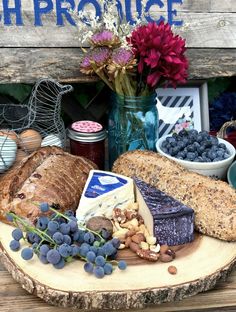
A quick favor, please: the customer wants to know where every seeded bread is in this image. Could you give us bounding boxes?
[0,146,97,224]
[112,150,236,241]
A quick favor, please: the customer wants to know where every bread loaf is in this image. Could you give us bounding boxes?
[0,146,97,224]
[112,150,236,241]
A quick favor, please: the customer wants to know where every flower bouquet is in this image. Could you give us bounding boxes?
[78,1,189,165]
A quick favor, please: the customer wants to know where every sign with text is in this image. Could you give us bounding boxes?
[0,0,183,27]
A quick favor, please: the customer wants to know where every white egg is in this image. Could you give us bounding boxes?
[0,136,17,173]
[41,134,63,148]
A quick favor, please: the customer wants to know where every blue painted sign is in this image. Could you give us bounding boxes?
[0,0,183,27]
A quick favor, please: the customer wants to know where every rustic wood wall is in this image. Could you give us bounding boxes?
[0,0,235,83]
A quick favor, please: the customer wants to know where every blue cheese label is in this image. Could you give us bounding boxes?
[85,172,128,198]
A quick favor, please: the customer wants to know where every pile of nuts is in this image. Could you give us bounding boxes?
[111,204,176,266]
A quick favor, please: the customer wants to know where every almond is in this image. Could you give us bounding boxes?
[125,236,132,248]
[125,229,136,238]
[129,242,140,253]
[131,233,145,244]
[160,253,173,263]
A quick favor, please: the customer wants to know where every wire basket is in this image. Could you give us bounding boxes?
[0,78,73,173]
[217,120,236,149]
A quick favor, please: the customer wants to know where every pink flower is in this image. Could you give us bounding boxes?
[128,21,188,89]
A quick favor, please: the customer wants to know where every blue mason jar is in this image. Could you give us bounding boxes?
[108,92,159,168]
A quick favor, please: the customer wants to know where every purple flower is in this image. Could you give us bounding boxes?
[90,30,120,47]
[111,48,134,66]
[80,55,93,74]
[80,47,111,74]
[92,47,111,65]
[108,47,136,77]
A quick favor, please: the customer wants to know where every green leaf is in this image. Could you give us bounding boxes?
[0,84,32,102]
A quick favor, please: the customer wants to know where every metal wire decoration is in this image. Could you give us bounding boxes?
[0,78,73,173]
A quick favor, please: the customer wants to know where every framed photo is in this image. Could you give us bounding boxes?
[156,81,209,138]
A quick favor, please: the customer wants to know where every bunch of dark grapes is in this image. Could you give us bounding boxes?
[7,203,127,278]
[161,129,230,162]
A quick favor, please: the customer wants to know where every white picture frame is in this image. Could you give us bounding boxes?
[156,82,209,138]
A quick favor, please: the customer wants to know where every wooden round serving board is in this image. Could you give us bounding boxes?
[0,221,236,310]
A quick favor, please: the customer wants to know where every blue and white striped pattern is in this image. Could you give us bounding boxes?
[157,95,194,138]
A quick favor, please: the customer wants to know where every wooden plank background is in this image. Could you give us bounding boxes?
[0,0,235,82]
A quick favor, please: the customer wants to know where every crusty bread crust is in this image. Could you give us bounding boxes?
[112,150,236,241]
[0,146,97,224]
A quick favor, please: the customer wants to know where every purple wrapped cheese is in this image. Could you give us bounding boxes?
[134,178,194,246]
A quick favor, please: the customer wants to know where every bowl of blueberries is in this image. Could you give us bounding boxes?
[156,129,236,179]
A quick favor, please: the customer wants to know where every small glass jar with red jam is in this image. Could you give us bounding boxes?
[67,120,107,170]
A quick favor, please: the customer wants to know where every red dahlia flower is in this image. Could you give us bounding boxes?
[128,21,188,89]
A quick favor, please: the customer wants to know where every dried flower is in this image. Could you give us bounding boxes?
[108,48,136,77]
[90,30,120,48]
[79,2,188,96]
[80,47,111,74]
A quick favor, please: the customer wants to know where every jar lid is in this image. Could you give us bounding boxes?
[67,121,107,143]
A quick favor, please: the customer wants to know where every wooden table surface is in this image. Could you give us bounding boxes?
[0,262,235,312]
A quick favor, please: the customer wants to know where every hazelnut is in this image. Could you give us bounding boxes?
[168,265,177,275]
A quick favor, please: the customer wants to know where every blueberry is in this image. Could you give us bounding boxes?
[9,239,20,251]
[86,251,96,263]
[104,263,113,275]
[52,232,64,245]
[53,258,65,269]
[223,153,230,159]
[207,151,217,160]
[95,255,106,267]
[21,248,34,260]
[46,249,61,265]
[216,150,224,158]
[209,136,218,145]
[93,266,105,278]
[194,156,204,162]
[84,262,94,273]
[179,129,188,137]
[12,228,23,241]
[171,146,179,155]
[187,145,195,152]
[177,141,185,150]
[213,157,223,162]
[39,202,50,213]
[118,260,127,270]
[161,141,168,148]
[177,151,186,159]
[6,213,14,222]
[196,134,204,143]
[186,152,196,161]
[161,147,168,154]
[218,143,227,150]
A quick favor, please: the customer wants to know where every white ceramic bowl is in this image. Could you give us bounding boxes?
[156,135,236,179]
